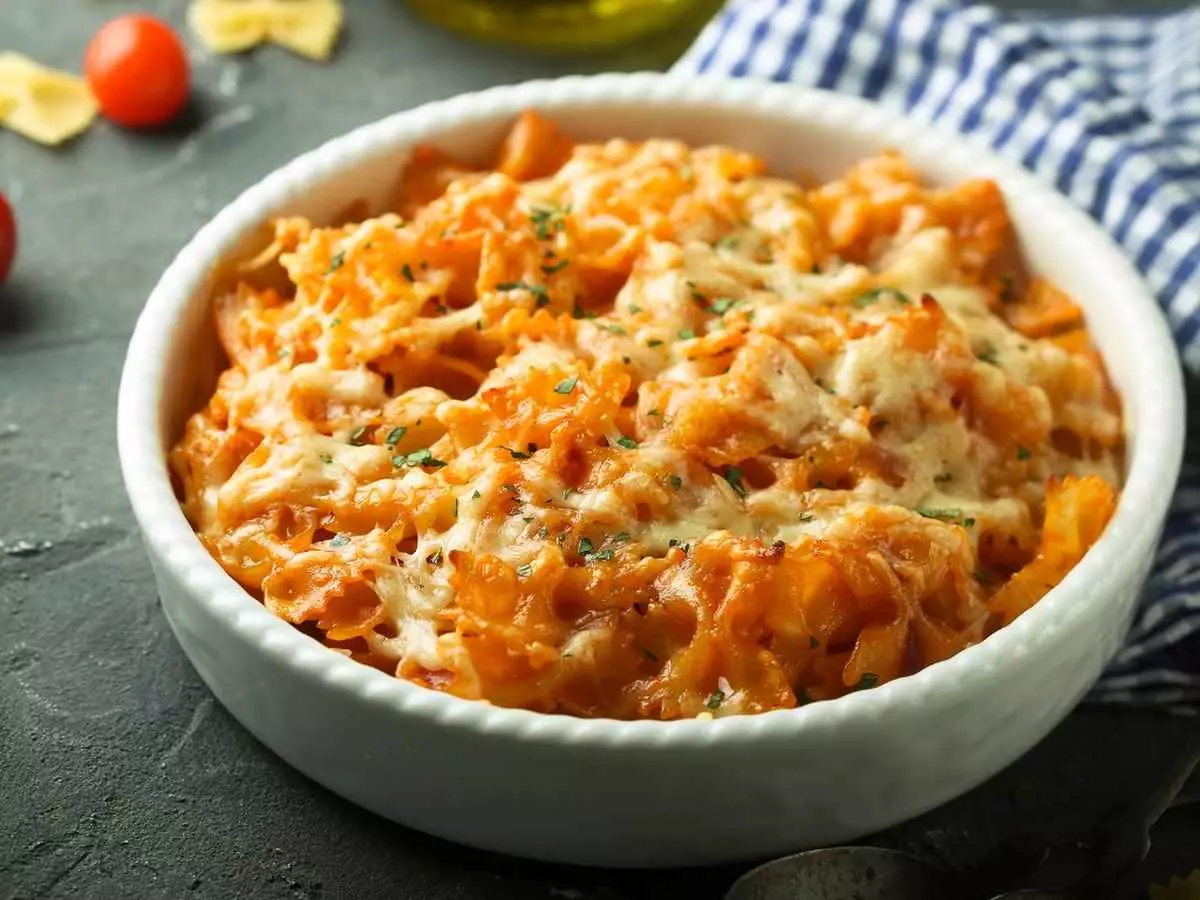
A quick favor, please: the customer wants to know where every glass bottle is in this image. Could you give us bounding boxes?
[405,0,719,54]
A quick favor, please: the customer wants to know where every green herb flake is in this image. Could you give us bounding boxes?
[330,534,350,548]
[554,376,579,395]
[708,297,739,315]
[977,342,1000,365]
[974,569,995,584]
[648,409,662,417]
[330,317,342,327]
[516,563,534,578]
[934,472,953,484]
[668,475,683,491]
[627,303,642,315]
[501,483,519,495]
[809,635,820,649]
[529,203,568,241]
[612,532,632,544]
[318,453,333,464]
[327,251,345,273]
[916,507,963,521]
[472,490,482,500]
[396,448,446,468]
[1017,446,1031,461]
[647,339,664,348]
[705,690,725,710]
[640,647,659,662]
[723,466,748,499]
[963,517,977,527]
[500,446,531,460]
[426,549,443,566]
[678,329,696,341]
[385,426,407,447]
[348,426,369,446]
[602,324,627,335]
[852,287,911,309]
[496,281,549,302]
[717,235,740,251]
[540,259,569,275]
[856,672,880,690]
[578,537,594,556]
[798,513,814,522]
[401,263,415,283]
[615,435,638,450]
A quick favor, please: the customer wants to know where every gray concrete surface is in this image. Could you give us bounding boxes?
[1,1,1197,898]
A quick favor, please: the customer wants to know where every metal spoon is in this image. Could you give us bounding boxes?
[726,746,1200,900]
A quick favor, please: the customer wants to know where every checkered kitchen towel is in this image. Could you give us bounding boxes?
[675,0,1200,709]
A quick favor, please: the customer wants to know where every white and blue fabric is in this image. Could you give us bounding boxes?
[675,0,1200,709]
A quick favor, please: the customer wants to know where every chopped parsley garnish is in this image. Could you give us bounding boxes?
[385,426,407,447]
[612,532,632,544]
[401,263,415,282]
[648,409,662,417]
[706,690,726,710]
[851,287,911,308]
[668,475,683,491]
[615,435,638,450]
[554,376,579,394]
[977,342,1000,365]
[855,672,879,690]
[723,466,748,498]
[678,329,696,340]
[680,165,694,182]
[318,453,333,464]
[814,378,835,395]
[327,251,345,273]
[496,281,549,303]
[1017,446,1031,461]
[540,259,569,275]
[501,483,519,494]
[647,339,664,348]
[798,513,814,522]
[640,647,659,662]
[330,317,342,327]
[974,569,995,584]
[529,203,569,240]
[628,303,642,314]
[395,448,446,468]
[708,297,739,315]
[348,426,369,446]
[500,446,531,460]
[602,324,627,335]
[809,635,820,649]
[916,507,963,521]
[472,490,482,499]
[934,472,953,484]
[516,563,533,578]
[578,537,614,563]
[562,487,575,500]
[963,517,977,527]
[717,235,740,251]
[453,498,459,519]
[572,304,597,320]
[426,549,443,566]
[330,534,349,548]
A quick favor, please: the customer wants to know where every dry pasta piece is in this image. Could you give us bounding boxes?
[0,53,97,146]
[188,0,344,61]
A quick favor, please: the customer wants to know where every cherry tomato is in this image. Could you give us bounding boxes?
[0,192,15,286]
[84,15,190,129]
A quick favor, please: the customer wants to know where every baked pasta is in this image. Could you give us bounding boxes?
[172,111,1121,720]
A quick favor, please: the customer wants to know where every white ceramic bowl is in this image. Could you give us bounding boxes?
[117,73,1185,868]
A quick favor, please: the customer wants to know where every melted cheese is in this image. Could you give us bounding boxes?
[0,53,97,146]
[188,0,344,61]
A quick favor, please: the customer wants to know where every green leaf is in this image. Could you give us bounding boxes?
[615,436,638,449]
[327,251,345,273]
[554,376,579,395]
[348,426,369,446]
[855,672,879,690]
[516,563,533,578]
[723,466,747,498]
[401,263,415,282]
[385,426,407,447]
[705,690,725,710]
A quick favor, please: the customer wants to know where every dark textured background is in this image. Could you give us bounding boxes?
[1,2,1197,898]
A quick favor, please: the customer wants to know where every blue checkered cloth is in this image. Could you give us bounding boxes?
[675,0,1200,709]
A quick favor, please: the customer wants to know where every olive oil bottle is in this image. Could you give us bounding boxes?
[406,0,719,53]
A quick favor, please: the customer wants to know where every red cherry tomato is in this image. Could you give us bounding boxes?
[0,192,15,285]
[84,15,190,129]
